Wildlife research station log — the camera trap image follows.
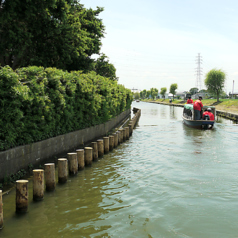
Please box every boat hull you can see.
[182,116,214,129]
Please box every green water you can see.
[1,102,238,238]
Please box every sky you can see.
[82,0,238,93]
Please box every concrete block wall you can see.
[0,109,131,181]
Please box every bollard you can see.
[16,180,28,213]
[76,149,85,170]
[103,137,109,154]
[122,128,126,141]
[97,139,104,157]
[84,147,93,166]
[125,127,130,140]
[131,119,135,129]
[128,124,133,136]
[113,133,118,148]
[58,158,68,183]
[116,131,121,145]
[33,169,44,201]
[0,190,3,229]
[44,163,56,192]
[67,153,78,175]
[91,142,98,161]
[128,119,132,125]
[109,135,114,151]
[119,129,124,143]
[121,130,124,143]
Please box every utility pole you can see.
[232,80,234,99]
[195,53,203,90]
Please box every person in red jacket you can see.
[193,96,203,120]
[202,108,214,120]
[187,96,193,104]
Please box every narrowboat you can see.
[182,104,215,129]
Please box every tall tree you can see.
[0,0,105,72]
[93,54,117,80]
[169,83,177,100]
[141,89,147,99]
[160,87,167,99]
[150,88,158,99]
[134,92,140,100]
[205,69,226,102]
[146,90,150,98]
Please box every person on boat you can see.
[202,108,214,120]
[186,96,193,104]
[193,96,203,120]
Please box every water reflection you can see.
[160,105,167,119]
[148,107,158,116]
[169,106,177,120]
[216,115,238,125]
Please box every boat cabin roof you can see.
[184,104,215,110]
[184,104,193,110]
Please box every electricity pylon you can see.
[195,53,203,90]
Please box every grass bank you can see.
[142,98,238,114]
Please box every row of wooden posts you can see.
[0,108,141,230]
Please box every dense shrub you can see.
[0,66,133,151]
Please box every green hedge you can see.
[0,66,133,151]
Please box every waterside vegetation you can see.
[0,66,133,151]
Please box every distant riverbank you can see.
[142,98,238,114]
[140,99,238,122]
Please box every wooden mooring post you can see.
[33,169,44,201]
[58,158,68,183]
[44,163,56,192]
[119,129,124,144]
[76,149,85,170]
[67,153,78,175]
[103,137,109,154]
[125,127,129,140]
[84,147,93,166]
[122,128,126,141]
[109,135,114,151]
[97,139,104,157]
[113,133,118,148]
[91,142,98,161]
[16,180,28,213]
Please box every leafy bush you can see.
[0,66,133,151]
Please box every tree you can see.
[140,89,147,99]
[0,0,105,72]
[205,69,226,102]
[154,88,159,98]
[169,83,177,100]
[160,87,167,99]
[189,87,199,95]
[146,90,150,98]
[150,88,158,100]
[134,92,140,100]
[142,89,147,99]
[94,54,117,80]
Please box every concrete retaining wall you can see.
[216,110,238,122]
[0,109,131,181]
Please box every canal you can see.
[1,101,238,237]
